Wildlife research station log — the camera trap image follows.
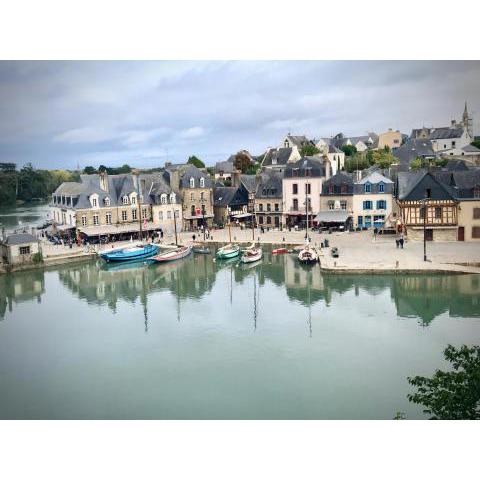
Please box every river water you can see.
[1,249,479,419]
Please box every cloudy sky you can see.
[0,61,479,170]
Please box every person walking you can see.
[192,233,196,242]
[399,233,404,249]
[373,227,378,240]
[395,238,399,249]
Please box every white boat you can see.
[298,244,318,264]
[240,246,263,263]
[151,245,192,263]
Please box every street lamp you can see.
[421,197,428,262]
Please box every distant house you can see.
[261,147,300,172]
[0,233,40,266]
[319,133,376,153]
[214,158,235,181]
[353,172,394,229]
[394,138,435,171]
[255,171,283,229]
[377,129,403,150]
[281,134,312,151]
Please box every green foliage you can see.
[344,154,370,172]
[246,162,261,175]
[340,144,357,157]
[407,344,480,419]
[187,155,205,169]
[410,157,448,170]
[471,140,480,150]
[410,158,424,170]
[83,166,97,174]
[300,144,321,157]
[370,150,396,169]
[223,178,232,187]
[32,252,44,264]
[96,164,131,175]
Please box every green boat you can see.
[216,243,240,259]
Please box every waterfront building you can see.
[213,183,249,226]
[51,171,183,240]
[164,163,214,230]
[396,170,459,241]
[254,170,283,229]
[352,171,394,229]
[282,157,327,228]
[0,232,40,267]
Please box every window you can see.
[132,209,137,220]
[131,196,136,205]
[105,213,112,225]
[452,141,456,147]
[122,196,129,205]
[378,183,384,193]
[121,210,127,221]
[191,205,196,217]
[292,183,298,194]
[81,216,87,227]
[377,200,386,210]
[200,192,205,201]
[435,207,442,219]
[340,201,347,210]
[328,201,334,210]
[167,211,172,219]
[19,246,31,255]
[275,203,279,212]
[267,203,271,212]
[93,214,99,226]
[305,183,311,194]
[420,207,425,219]
[328,185,334,194]
[293,199,298,211]
[142,208,147,220]
[158,211,163,221]
[190,177,195,188]
[473,186,480,198]
[258,215,264,224]
[473,227,480,239]
[341,185,347,194]
[92,197,98,207]
[266,216,271,225]
[201,205,206,216]
[200,178,205,188]
[305,168,311,177]
[161,194,167,204]
[363,200,372,210]
[175,210,180,219]
[364,183,371,193]
[426,188,432,198]
[259,204,263,212]
[473,208,480,220]
[170,193,176,204]
[104,197,110,206]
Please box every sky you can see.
[0,60,479,170]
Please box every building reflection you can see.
[0,270,45,319]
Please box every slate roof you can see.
[262,147,293,166]
[321,172,354,195]
[213,187,238,207]
[444,160,469,171]
[462,144,480,153]
[358,171,393,184]
[215,160,235,173]
[255,171,283,198]
[3,233,38,245]
[177,164,212,189]
[394,139,435,170]
[284,157,326,178]
[239,174,257,193]
[396,170,456,201]
[396,171,427,200]
[286,135,311,149]
[327,144,343,154]
[433,170,480,199]
[429,127,465,139]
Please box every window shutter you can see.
[363,201,367,210]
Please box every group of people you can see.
[395,234,405,249]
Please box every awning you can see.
[232,213,252,219]
[314,210,351,223]
[78,221,160,237]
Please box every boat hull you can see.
[216,245,240,259]
[240,250,262,263]
[152,246,192,263]
[100,244,159,262]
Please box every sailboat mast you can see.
[305,181,309,241]
[173,209,178,245]
[228,222,232,243]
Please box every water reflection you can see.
[2,251,480,326]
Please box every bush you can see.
[32,252,44,264]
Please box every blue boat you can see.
[99,243,159,262]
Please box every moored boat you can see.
[216,243,240,259]
[192,243,211,254]
[99,243,159,262]
[240,246,263,264]
[272,247,289,255]
[151,245,192,263]
[298,244,318,264]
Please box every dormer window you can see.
[364,183,371,193]
[122,196,129,205]
[379,182,384,193]
[473,185,480,198]
[161,194,167,204]
[92,197,98,207]
[200,177,205,188]
[170,193,176,204]
[104,197,110,206]
[131,196,136,205]
[328,185,334,194]
[284,140,289,148]
[190,177,195,188]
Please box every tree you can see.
[187,155,205,169]
[370,150,396,169]
[410,158,424,170]
[340,144,357,157]
[300,144,321,157]
[407,344,480,419]
[233,152,252,173]
[471,140,480,150]
[83,166,97,174]
[344,154,370,172]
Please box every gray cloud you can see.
[0,61,479,169]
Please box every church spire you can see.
[463,100,468,119]
[462,100,473,138]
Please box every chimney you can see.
[232,169,241,187]
[169,170,180,191]
[99,171,109,192]
[451,120,456,128]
